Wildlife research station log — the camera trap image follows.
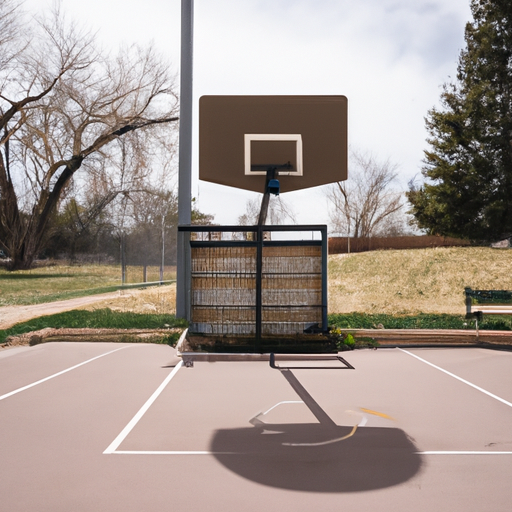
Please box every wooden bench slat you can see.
[465,288,512,319]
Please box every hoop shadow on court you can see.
[210,355,422,492]
[211,424,422,492]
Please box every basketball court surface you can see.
[1,342,512,511]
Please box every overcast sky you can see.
[24,0,472,228]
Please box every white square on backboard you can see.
[244,134,303,176]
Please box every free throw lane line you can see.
[112,451,236,455]
[399,348,512,408]
[419,451,512,455]
[104,360,184,454]
[0,346,130,402]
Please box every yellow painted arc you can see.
[360,408,395,421]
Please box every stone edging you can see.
[1,327,183,349]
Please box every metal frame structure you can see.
[178,224,328,341]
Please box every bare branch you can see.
[0,3,179,269]
[327,150,405,238]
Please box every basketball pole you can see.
[177,0,194,320]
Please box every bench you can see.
[465,287,512,327]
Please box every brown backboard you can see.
[199,95,348,193]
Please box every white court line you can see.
[112,450,512,456]
[104,360,183,454]
[419,451,512,455]
[112,451,236,455]
[399,348,512,408]
[0,346,130,401]
[261,400,303,415]
[103,450,512,456]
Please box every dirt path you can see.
[0,285,176,330]
[0,292,128,330]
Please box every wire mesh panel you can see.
[189,235,325,336]
[261,244,322,335]
[190,245,257,334]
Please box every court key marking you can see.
[104,360,184,454]
[107,350,512,456]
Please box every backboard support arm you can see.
[255,163,290,347]
[256,162,292,227]
[257,168,276,227]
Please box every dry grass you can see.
[85,247,512,318]
[2,248,511,318]
[74,248,512,317]
[79,284,177,315]
[328,247,512,315]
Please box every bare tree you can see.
[235,196,296,241]
[0,5,179,270]
[0,0,25,70]
[52,121,182,263]
[327,151,404,239]
[238,196,297,226]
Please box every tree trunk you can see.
[1,157,83,270]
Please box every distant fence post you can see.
[121,233,126,285]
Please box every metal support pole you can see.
[257,168,276,228]
[321,226,328,332]
[121,232,126,285]
[160,215,165,284]
[176,0,194,319]
[255,167,278,348]
[255,225,263,350]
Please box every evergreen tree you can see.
[408,0,512,242]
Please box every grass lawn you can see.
[0,264,176,306]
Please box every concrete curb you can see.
[2,327,511,352]
[175,328,189,356]
[1,327,183,349]
[343,328,512,349]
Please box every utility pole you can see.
[176,0,193,319]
